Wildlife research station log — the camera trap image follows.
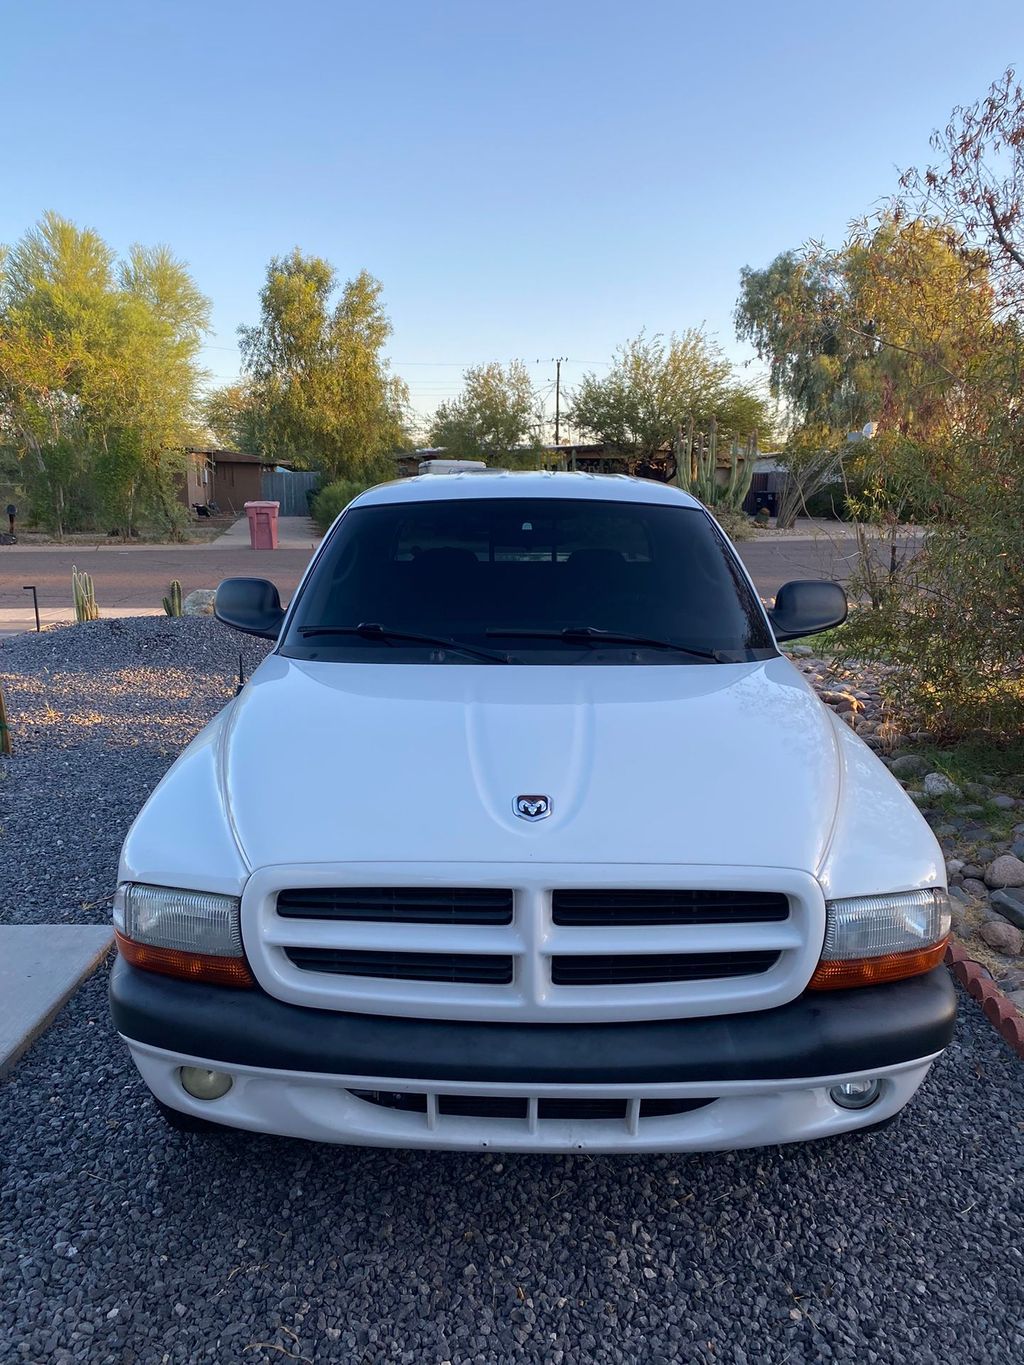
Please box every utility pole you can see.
[552,357,567,445]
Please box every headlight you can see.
[114,883,253,988]
[809,888,951,990]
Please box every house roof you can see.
[186,448,290,468]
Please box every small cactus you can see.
[162,579,183,616]
[71,565,99,622]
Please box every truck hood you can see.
[220,655,842,873]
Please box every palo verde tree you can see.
[567,331,774,464]
[238,252,410,483]
[0,213,210,537]
[428,359,542,463]
[202,379,266,452]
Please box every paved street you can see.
[0,523,921,634]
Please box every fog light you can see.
[829,1078,881,1110]
[180,1066,233,1101]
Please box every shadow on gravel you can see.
[1,969,1021,1365]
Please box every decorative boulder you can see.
[990,889,1024,932]
[923,772,962,799]
[985,855,1024,890]
[979,920,1024,955]
[183,589,217,617]
[890,754,930,779]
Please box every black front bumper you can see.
[109,958,956,1084]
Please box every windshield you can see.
[281,497,775,664]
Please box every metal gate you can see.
[260,470,320,516]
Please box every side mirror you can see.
[215,577,286,639]
[769,579,847,642]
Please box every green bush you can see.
[310,479,375,533]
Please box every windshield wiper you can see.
[485,625,723,661]
[297,622,513,663]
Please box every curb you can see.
[945,940,1024,1060]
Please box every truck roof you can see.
[355,470,703,510]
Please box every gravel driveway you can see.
[1,618,1022,1363]
[0,618,271,926]
[2,973,1021,1363]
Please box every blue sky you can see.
[2,0,1021,434]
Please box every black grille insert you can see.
[552,889,788,926]
[348,1091,717,1121]
[277,886,513,925]
[551,951,779,986]
[285,948,513,985]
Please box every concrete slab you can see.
[0,925,113,1077]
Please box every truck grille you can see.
[277,887,513,925]
[245,867,822,1023]
[551,950,779,985]
[552,889,788,926]
[284,947,514,985]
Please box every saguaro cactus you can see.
[163,579,183,616]
[71,566,99,622]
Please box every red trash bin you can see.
[243,500,280,550]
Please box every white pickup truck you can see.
[109,472,954,1152]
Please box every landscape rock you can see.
[962,878,989,899]
[991,794,1016,810]
[923,772,961,799]
[989,888,1024,932]
[1006,989,1024,1013]
[890,754,930,779]
[182,588,217,616]
[984,854,1024,890]
[979,920,1024,955]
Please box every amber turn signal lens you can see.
[808,936,949,991]
[115,931,254,988]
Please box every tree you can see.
[428,360,541,461]
[238,252,410,483]
[735,219,996,439]
[735,217,998,525]
[0,213,210,536]
[202,380,265,451]
[741,73,1024,737]
[897,67,1024,320]
[567,331,773,463]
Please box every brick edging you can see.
[945,940,1024,1058]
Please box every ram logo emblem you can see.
[514,794,551,821]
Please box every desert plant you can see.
[674,418,756,513]
[162,579,183,616]
[71,565,99,622]
[310,478,374,533]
